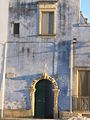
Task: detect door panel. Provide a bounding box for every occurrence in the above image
[34,80,53,118]
[45,82,54,118]
[35,80,45,118]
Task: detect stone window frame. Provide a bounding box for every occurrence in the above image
[74,67,90,111]
[76,67,90,97]
[77,67,90,97]
[73,67,90,97]
[73,67,90,111]
[11,21,20,37]
[38,3,56,37]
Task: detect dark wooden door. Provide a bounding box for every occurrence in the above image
[34,80,53,118]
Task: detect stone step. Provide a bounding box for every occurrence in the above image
[0,118,90,120]
[1,116,89,120]
[82,113,90,118]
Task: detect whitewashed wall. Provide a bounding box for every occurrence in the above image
[0,0,9,117]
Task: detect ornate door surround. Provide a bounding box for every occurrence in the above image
[30,73,60,118]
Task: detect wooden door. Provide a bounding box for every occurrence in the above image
[34,80,53,118]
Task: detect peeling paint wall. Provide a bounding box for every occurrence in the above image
[3,0,90,114]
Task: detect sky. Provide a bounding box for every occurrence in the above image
[81,0,90,22]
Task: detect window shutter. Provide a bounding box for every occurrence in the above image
[81,72,88,96]
[88,72,90,96]
[42,13,49,34]
[12,22,14,35]
[78,71,82,96]
[79,71,89,96]
[49,12,54,34]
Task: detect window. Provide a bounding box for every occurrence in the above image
[38,2,57,36]
[42,12,54,35]
[12,22,20,36]
[14,23,19,35]
[78,71,90,96]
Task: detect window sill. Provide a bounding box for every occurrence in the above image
[78,23,90,27]
[38,34,56,38]
[13,34,20,37]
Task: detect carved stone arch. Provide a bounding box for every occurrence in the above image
[30,73,60,119]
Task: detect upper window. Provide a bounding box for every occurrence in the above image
[42,12,54,35]
[38,2,57,36]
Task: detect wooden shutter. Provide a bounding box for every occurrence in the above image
[78,71,82,96]
[81,71,88,96]
[49,12,54,34]
[78,71,89,96]
[88,72,90,96]
[42,12,49,35]
[42,12,54,35]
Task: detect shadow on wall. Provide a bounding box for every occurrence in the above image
[5,41,56,109]
[75,41,90,58]
[6,42,55,76]
[5,73,55,109]
[4,40,72,110]
[56,40,71,111]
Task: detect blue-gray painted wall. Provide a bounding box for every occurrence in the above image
[3,0,90,112]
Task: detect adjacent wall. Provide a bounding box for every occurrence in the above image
[0,0,9,117]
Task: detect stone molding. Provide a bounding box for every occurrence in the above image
[38,2,57,36]
[30,72,60,118]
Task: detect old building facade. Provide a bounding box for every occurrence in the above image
[0,0,90,119]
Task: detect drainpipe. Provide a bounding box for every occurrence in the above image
[70,38,77,113]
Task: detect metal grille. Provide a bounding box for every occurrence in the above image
[73,96,90,111]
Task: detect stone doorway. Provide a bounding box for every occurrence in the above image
[30,73,60,119]
[35,79,54,118]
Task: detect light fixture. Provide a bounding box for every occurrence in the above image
[73,38,77,44]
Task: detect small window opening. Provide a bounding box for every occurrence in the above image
[12,23,20,35]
